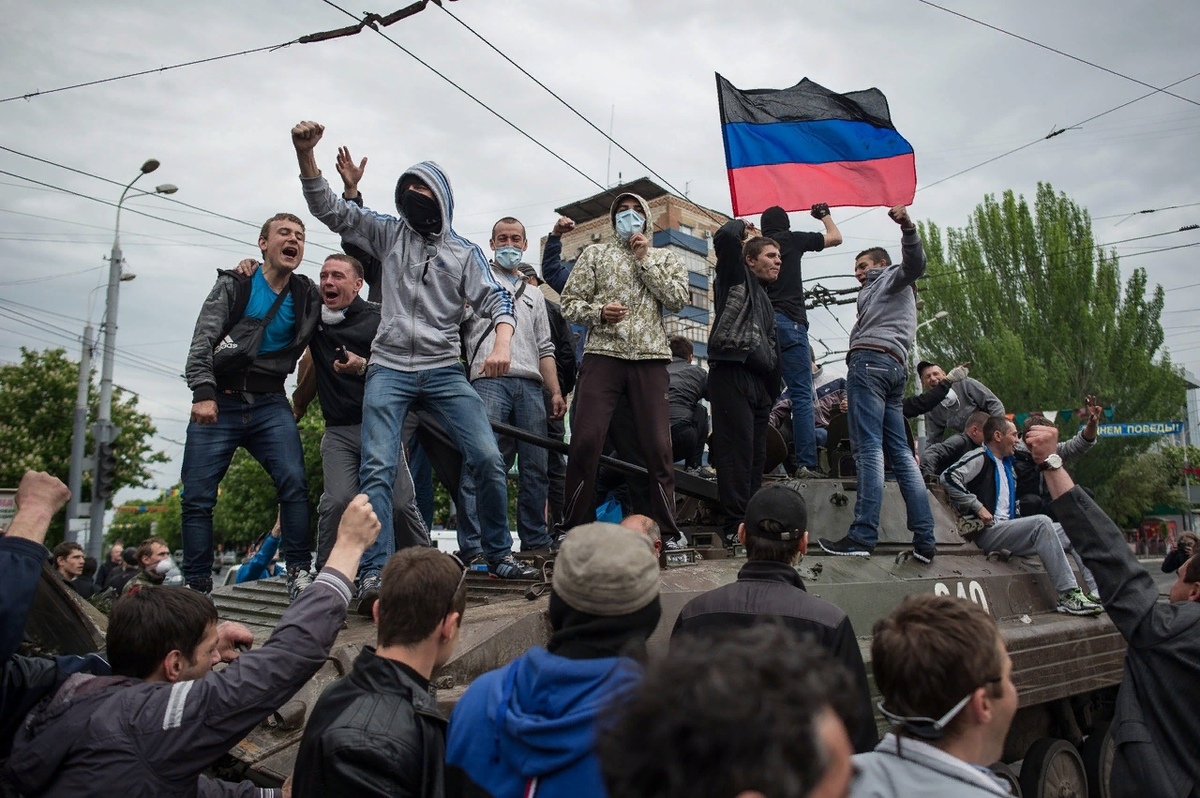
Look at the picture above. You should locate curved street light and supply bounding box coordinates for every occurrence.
[80,159,177,557]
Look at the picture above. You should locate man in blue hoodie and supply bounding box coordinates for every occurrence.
[293,121,539,611]
[445,522,661,798]
[819,206,938,563]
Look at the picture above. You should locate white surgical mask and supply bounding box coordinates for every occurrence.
[321,305,348,326]
[494,246,523,271]
[615,208,645,241]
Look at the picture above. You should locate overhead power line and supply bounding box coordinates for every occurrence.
[913,0,1200,109]
[0,168,328,266]
[315,0,672,233]
[432,3,730,229]
[0,41,299,105]
[0,145,340,253]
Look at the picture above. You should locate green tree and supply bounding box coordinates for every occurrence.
[110,490,182,550]
[917,183,1186,520]
[0,347,168,542]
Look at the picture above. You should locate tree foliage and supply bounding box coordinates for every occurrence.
[916,184,1186,520]
[0,347,168,542]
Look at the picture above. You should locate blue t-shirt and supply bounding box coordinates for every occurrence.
[245,269,295,354]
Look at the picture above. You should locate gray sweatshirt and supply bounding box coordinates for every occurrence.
[301,164,515,373]
[852,734,1012,797]
[847,230,926,365]
[925,378,1005,444]
[462,262,554,384]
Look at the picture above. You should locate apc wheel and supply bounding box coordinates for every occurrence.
[989,762,1022,796]
[1079,722,1114,798]
[1020,737,1087,798]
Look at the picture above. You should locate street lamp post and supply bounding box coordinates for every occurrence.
[83,159,176,558]
[912,310,950,456]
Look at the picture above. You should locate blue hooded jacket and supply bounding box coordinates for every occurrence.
[445,647,641,798]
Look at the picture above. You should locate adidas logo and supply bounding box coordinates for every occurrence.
[214,337,238,353]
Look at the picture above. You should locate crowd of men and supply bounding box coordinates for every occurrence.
[6,120,1199,796]
[5,421,1199,796]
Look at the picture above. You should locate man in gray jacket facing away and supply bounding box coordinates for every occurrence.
[819,206,937,563]
[916,360,1005,444]
[4,495,380,798]
[292,121,538,611]
[852,594,1018,798]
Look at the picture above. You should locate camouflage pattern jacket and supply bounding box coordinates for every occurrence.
[560,193,689,361]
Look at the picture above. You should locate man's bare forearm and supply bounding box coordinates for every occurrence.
[297,148,320,179]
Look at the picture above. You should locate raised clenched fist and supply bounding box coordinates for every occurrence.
[888,205,913,229]
[291,121,325,152]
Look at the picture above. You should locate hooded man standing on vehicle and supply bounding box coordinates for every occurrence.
[293,121,539,603]
[183,211,321,599]
[559,194,690,547]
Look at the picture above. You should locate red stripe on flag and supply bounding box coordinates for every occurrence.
[727,153,916,216]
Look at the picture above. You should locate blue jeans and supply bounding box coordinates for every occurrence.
[814,426,828,449]
[181,392,310,587]
[845,350,935,549]
[359,365,511,576]
[776,313,817,469]
[458,377,551,555]
[408,438,435,532]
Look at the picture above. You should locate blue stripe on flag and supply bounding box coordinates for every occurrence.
[723,119,913,169]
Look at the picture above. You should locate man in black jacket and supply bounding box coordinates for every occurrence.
[293,546,465,798]
[1030,426,1200,798]
[708,221,783,545]
[760,204,843,478]
[290,253,428,611]
[666,335,708,469]
[671,484,877,754]
[920,410,989,478]
[183,212,321,599]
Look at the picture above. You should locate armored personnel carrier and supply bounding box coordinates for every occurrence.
[26,470,1172,798]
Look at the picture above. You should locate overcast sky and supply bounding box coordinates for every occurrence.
[1,0,1198,505]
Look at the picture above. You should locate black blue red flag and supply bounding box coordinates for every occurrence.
[716,74,916,216]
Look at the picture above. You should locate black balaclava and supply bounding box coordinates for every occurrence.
[400,189,442,236]
[546,591,662,662]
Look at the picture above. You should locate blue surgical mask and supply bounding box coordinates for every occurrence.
[494,246,523,271]
[615,208,645,241]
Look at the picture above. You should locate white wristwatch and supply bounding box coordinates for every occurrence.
[1038,453,1063,472]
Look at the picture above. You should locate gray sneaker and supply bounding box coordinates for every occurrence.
[1086,590,1102,606]
[286,567,313,602]
[1057,588,1103,616]
[489,555,539,580]
[794,467,827,480]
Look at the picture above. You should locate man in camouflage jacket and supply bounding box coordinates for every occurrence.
[560,192,689,545]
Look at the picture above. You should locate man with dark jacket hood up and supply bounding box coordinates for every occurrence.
[708,220,783,544]
[559,194,690,546]
[759,204,843,476]
[445,523,661,798]
[293,121,539,604]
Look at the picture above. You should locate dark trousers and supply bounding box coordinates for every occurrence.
[544,389,567,528]
[563,354,680,538]
[672,404,709,468]
[709,362,772,538]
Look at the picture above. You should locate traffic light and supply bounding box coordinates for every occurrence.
[95,442,117,499]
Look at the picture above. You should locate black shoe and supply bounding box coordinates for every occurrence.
[550,534,566,553]
[818,535,873,557]
[357,572,381,618]
[912,545,936,564]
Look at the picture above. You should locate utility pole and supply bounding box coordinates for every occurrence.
[85,159,175,559]
[65,324,94,537]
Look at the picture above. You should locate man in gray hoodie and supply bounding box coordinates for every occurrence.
[819,206,937,563]
[292,121,538,611]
